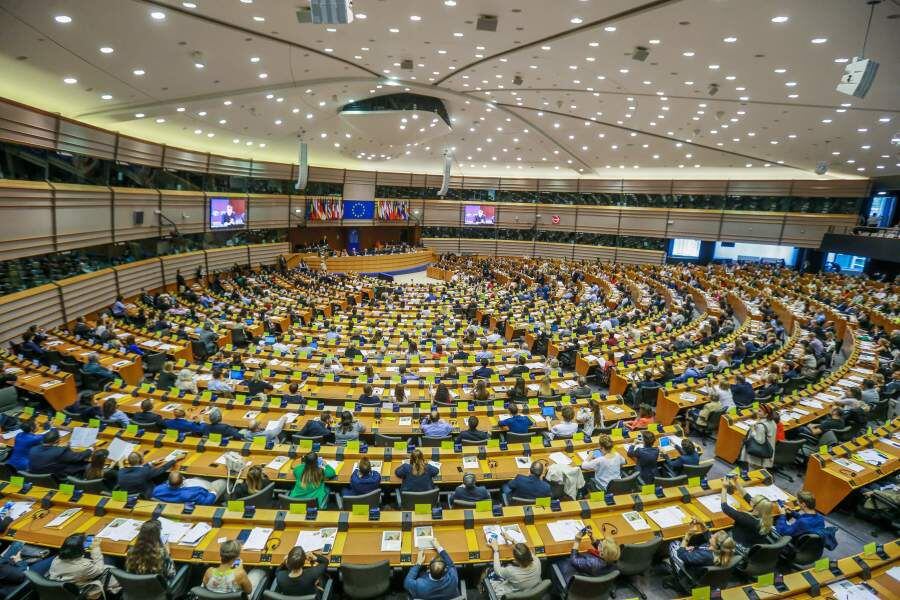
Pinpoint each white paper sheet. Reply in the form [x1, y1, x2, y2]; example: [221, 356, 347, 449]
[47, 508, 81, 528]
[243, 527, 273, 551]
[462, 456, 479, 469]
[414, 526, 435, 549]
[106, 437, 137, 463]
[483, 524, 526, 545]
[549, 452, 573, 465]
[158, 517, 194, 544]
[546, 519, 586, 542]
[381, 531, 402, 552]
[69, 426, 98, 449]
[97, 518, 143, 542]
[623, 511, 651, 531]
[745, 485, 789, 502]
[696, 494, 738, 514]
[265, 456, 290, 471]
[515, 456, 532, 469]
[646, 506, 688, 528]
[180, 522, 212, 546]
[5, 501, 34, 521]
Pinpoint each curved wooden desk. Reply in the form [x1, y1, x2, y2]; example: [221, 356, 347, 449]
[292, 250, 434, 274]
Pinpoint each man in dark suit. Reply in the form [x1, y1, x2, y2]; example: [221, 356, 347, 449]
[116, 451, 183, 498]
[130, 399, 165, 429]
[28, 429, 92, 477]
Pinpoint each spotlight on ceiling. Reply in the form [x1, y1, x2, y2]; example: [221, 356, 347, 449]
[632, 46, 649, 62]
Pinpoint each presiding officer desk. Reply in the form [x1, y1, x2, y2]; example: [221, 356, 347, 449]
[0, 470, 780, 568]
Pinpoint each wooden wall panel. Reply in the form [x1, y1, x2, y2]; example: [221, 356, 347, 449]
[163, 146, 208, 173]
[0, 285, 64, 345]
[160, 251, 206, 288]
[535, 242, 573, 260]
[572, 244, 616, 263]
[206, 247, 250, 273]
[112, 188, 160, 242]
[423, 201, 462, 226]
[375, 172, 414, 187]
[720, 212, 785, 243]
[780, 214, 849, 247]
[537, 179, 579, 193]
[56, 119, 116, 159]
[250, 160, 293, 181]
[576, 180, 622, 194]
[249, 242, 290, 268]
[208, 155, 251, 177]
[792, 180, 870, 198]
[459, 239, 497, 256]
[498, 178, 538, 192]
[421, 238, 459, 255]
[493, 240, 534, 257]
[619, 207, 668, 237]
[496, 204, 537, 230]
[345, 170, 377, 185]
[672, 181, 729, 195]
[461, 176, 501, 190]
[726, 181, 791, 197]
[0, 181, 55, 259]
[51, 183, 113, 251]
[666, 209, 721, 241]
[115, 259, 163, 299]
[116, 135, 164, 167]
[536, 206, 577, 232]
[575, 206, 620, 234]
[58, 270, 117, 321]
[159, 191, 205, 235]
[0, 99, 57, 149]
[248, 194, 289, 229]
[308, 166, 344, 183]
[616, 248, 666, 265]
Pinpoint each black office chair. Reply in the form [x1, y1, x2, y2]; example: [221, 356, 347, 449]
[19, 470, 57, 487]
[485, 579, 551, 600]
[504, 495, 538, 507]
[682, 460, 715, 481]
[867, 399, 890, 423]
[411, 581, 466, 600]
[786, 533, 825, 570]
[25, 570, 84, 599]
[737, 536, 792, 579]
[371, 433, 405, 447]
[506, 431, 534, 444]
[460, 437, 488, 446]
[605, 472, 640, 495]
[682, 555, 740, 593]
[263, 576, 333, 600]
[339, 560, 391, 600]
[551, 565, 618, 600]
[65, 475, 109, 495]
[189, 587, 246, 600]
[79, 373, 108, 392]
[234, 482, 276, 509]
[694, 409, 725, 445]
[110, 565, 191, 600]
[142, 352, 167, 376]
[231, 328, 250, 348]
[616, 535, 664, 599]
[771, 439, 805, 482]
[290, 434, 325, 445]
[396, 488, 440, 510]
[334, 489, 382, 511]
[420, 435, 449, 447]
[653, 474, 687, 489]
[190, 340, 209, 362]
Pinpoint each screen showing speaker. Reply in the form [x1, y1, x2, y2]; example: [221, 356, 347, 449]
[463, 204, 495, 225]
[209, 197, 247, 229]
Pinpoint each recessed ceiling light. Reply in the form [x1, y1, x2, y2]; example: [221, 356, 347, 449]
[198, 111, 207, 116]
[811, 37, 827, 44]
[135, 113, 145, 118]
[788, 94, 799, 98]
[409, 15, 421, 21]
[223, 100, 232, 105]
[182, 2, 197, 8]
[250, 56, 260, 63]
[258, 72, 268, 78]
[834, 57, 849, 63]
[725, 75, 736, 80]
[648, 39, 661, 45]
[821, 118, 832, 123]
[324, 48, 333, 52]
[570, 17, 583, 24]
[100, 94, 113, 100]
[771, 16, 789, 23]
[619, 68, 629, 73]
[176, 107, 185, 112]
[218, 119, 227, 124]
[453, 32, 463, 37]
[879, 116, 892, 123]
[253, 16, 265, 22]
[150, 11, 166, 20]
[155, 118, 165, 123]
[708, 64, 719, 69]
[389, 27, 400, 33]
[723, 36, 737, 43]
[53, 15, 72, 23]
[207, 132, 214, 138]
[62, 76, 77, 84]
[785, 81, 797, 87]
[133, 69, 145, 76]
[444, 0, 456, 5]
[194, 62, 205, 69]
[774, 68, 787, 73]
[684, 80, 694, 85]
[604, 26, 617, 32]
[233, 138, 240, 144]
[99, 46, 114, 54]
[857, 128, 868, 132]
[682, 51, 695, 57]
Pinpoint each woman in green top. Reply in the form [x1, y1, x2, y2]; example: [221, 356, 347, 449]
[290, 452, 336, 508]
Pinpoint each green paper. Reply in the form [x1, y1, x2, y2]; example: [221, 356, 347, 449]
[10, 476, 24, 488]
[535, 496, 551, 508]
[641, 484, 655, 495]
[58, 483, 75, 495]
[814, 558, 829, 572]
[289, 503, 307, 514]
[227, 500, 245, 513]
[414, 503, 431, 514]
[88, 419, 100, 428]
[351, 504, 368, 516]
[475, 499, 492, 513]
[688, 477, 701, 487]
[112, 490, 128, 502]
[863, 542, 876, 556]
[691, 587, 711, 600]
[756, 573, 774, 587]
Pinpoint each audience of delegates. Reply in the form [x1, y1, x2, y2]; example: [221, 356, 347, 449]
[28, 429, 92, 476]
[502, 461, 552, 500]
[580, 434, 626, 492]
[47, 534, 120, 599]
[117, 451, 183, 498]
[274, 547, 329, 597]
[627, 430, 660, 484]
[202, 540, 267, 597]
[152, 472, 225, 505]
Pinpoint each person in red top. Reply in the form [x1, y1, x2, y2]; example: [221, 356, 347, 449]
[774, 411, 786, 442]
[624, 405, 655, 431]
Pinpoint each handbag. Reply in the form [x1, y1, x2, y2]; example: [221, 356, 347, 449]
[744, 424, 773, 458]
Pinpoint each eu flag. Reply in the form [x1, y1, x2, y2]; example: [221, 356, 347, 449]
[342, 200, 375, 219]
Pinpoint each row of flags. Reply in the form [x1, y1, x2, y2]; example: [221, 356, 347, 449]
[305, 199, 410, 221]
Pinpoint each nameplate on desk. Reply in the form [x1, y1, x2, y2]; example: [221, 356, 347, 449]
[227, 500, 245, 513]
[289, 503, 307, 514]
[209, 433, 222, 444]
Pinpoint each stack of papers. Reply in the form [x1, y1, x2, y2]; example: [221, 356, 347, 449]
[483, 524, 526, 544]
[827, 580, 879, 600]
[5, 501, 34, 521]
[855, 449, 888, 466]
[265, 456, 290, 471]
[696, 494, 738, 514]
[547, 519, 586, 542]
[381, 531, 402, 552]
[833, 458, 865, 473]
[414, 526, 435, 549]
[69, 427, 98, 449]
[106, 438, 137, 463]
[646, 506, 688, 528]
[243, 527, 274, 551]
[515, 457, 532, 469]
[462, 456, 479, 469]
[745, 485, 789, 502]
[180, 523, 212, 546]
[623, 511, 651, 530]
[97, 518, 143, 542]
[158, 517, 194, 544]
[295, 528, 337, 552]
[549, 452, 573, 465]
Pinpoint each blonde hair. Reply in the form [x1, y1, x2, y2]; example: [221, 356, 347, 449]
[598, 537, 620, 562]
[409, 448, 426, 477]
[710, 531, 735, 566]
[750, 495, 774, 535]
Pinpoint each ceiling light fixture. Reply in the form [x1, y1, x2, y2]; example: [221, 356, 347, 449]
[99, 46, 114, 54]
[150, 11, 166, 20]
[771, 16, 789, 23]
[62, 77, 78, 85]
[54, 15, 72, 23]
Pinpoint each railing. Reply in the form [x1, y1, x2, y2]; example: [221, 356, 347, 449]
[827, 225, 900, 238]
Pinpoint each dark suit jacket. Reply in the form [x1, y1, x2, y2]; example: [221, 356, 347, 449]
[28, 445, 91, 476]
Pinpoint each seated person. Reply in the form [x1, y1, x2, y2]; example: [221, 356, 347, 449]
[547, 406, 578, 439]
[665, 525, 735, 593]
[65, 392, 100, 421]
[124, 520, 176, 581]
[357, 384, 380, 406]
[555, 528, 619, 585]
[47, 534, 120, 599]
[202, 540, 266, 597]
[486, 536, 541, 597]
[246, 372, 274, 397]
[775, 490, 826, 539]
[499, 404, 532, 435]
[450, 473, 490, 504]
[100, 397, 130, 427]
[117, 451, 183, 498]
[206, 369, 234, 396]
[28, 429, 92, 476]
[421, 409, 452, 438]
[81, 353, 116, 381]
[274, 547, 329, 597]
[502, 461, 552, 500]
[627, 430, 659, 484]
[7, 420, 45, 472]
[719, 478, 776, 553]
[241, 416, 285, 444]
[282, 382, 304, 404]
[580, 434, 626, 491]
[289, 452, 337, 508]
[162, 408, 206, 435]
[395, 449, 440, 492]
[152, 472, 225, 505]
[730, 375, 756, 407]
[297, 411, 333, 441]
[131, 399, 164, 429]
[673, 360, 701, 384]
[345, 456, 381, 497]
[230, 465, 271, 500]
[472, 359, 494, 379]
[507, 356, 529, 377]
[403, 537, 459, 600]
[156, 361, 177, 390]
[334, 411, 366, 445]
[206, 407, 243, 440]
[802, 407, 845, 440]
[457, 416, 488, 444]
[82, 449, 117, 487]
[664, 439, 700, 476]
[506, 378, 528, 403]
[571, 376, 592, 398]
[624, 405, 655, 431]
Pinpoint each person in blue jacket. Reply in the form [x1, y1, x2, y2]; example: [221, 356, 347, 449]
[499, 404, 532, 435]
[502, 461, 551, 500]
[627, 430, 660, 484]
[730, 374, 756, 407]
[555, 527, 619, 585]
[7, 420, 45, 472]
[151, 472, 224, 505]
[664, 439, 700, 476]
[162, 408, 207, 435]
[775, 490, 826, 538]
[403, 537, 459, 600]
[345, 456, 381, 496]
